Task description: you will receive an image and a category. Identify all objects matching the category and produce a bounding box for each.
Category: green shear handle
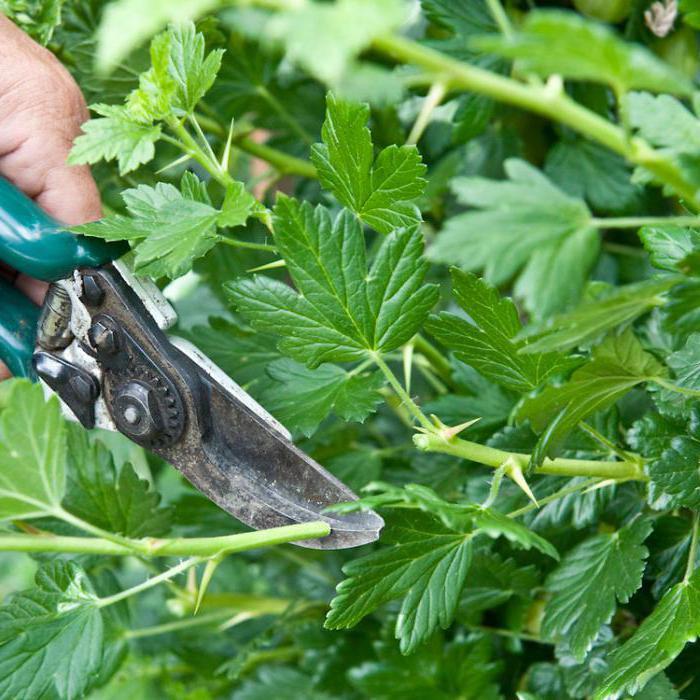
[0,176,125,377]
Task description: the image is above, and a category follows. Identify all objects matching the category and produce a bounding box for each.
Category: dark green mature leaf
[226,196,438,367]
[325,511,474,654]
[326,451,383,492]
[0,381,65,520]
[427,269,573,393]
[258,359,384,437]
[233,667,333,700]
[429,159,597,317]
[640,226,700,271]
[542,517,652,661]
[649,437,700,509]
[594,568,700,698]
[520,277,678,354]
[519,330,665,463]
[63,433,171,538]
[475,11,692,95]
[544,139,642,214]
[69,104,162,175]
[0,562,103,700]
[311,94,427,234]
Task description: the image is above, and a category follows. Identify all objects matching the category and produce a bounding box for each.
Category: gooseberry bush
[5,0,700,697]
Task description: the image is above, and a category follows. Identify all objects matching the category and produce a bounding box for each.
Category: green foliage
[8,3,700,698]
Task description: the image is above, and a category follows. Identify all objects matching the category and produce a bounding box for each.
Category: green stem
[579,422,635,462]
[124,610,233,639]
[406,81,447,145]
[0,522,330,557]
[372,352,434,431]
[685,513,700,582]
[652,377,700,398]
[467,624,552,645]
[413,432,646,481]
[216,236,277,253]
[485,0,514,37]
[592,216,700,229]
[413,334,454,385]
[371,34,700,209]
[236,136,318,178]
[507,478,601,519]
[98,557,202,608]
[55,508,148,554]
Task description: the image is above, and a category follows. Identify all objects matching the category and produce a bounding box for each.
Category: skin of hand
[0,15,101,379]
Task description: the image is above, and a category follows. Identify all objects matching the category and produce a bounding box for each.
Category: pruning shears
[0,176,383,549]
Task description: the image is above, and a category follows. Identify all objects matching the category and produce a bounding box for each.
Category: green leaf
[649,436,700,510]
[268,0,406,85]
[167,22,224,114]
[426,269,574,393]
[63,434,172,538]
[475,11,692,95]
[544,138,642,214]
[421,0,496,60]
[233,668,333,700]
[69,104,162,176]
[520,277,678,354]
[627,92,700,188]
[541,517,652,661]
[640,226,700,271]
[226,196,438,367]
[0,562,103,700]
[429,159,597,318]
[219,182,259,228]
[311,94,427,234]
[326,450,383,492]
[325,511,473,654]
[257,359,384,437]
[72,175,225,279]
[518,330,665,462]
[594,568,700,698]
[0,381,65,520]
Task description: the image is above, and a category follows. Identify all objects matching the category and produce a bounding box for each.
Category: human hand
[0,14,101,378]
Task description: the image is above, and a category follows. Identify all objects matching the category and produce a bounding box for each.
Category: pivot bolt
[113,381,164,444]
[82,274,105,306]
[88,320,120,355]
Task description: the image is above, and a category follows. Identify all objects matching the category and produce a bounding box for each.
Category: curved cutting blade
[73,266,384,549]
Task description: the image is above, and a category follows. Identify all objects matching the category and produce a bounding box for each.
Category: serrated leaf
[475,11,692,95]
[311,94,426,234]
[226,196,438,367]
[219,182,258,228]
[426,269,573,393]
[429,159,596,318]
[520,277,678,354]
[542,516,651,661]
[594,568,700,698]
[640,226,700,271]
[0,381,65,520]
[326,451,383,492]
[69,104,162,175]
[0,562,103,700]
[518,330,665,462]
[62,432,171,538]
[649,435,700,509]
[72,174,225,279]
[167,22,224,114]
[232,667,333,700]
[544,138,642,214]
[257,359,384,437]
[325,511,473,654]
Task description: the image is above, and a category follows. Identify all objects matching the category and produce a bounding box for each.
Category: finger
[15,275,48,305]
[0,362,10,382]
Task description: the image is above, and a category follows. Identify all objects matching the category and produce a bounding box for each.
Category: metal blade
[71,266,384,549]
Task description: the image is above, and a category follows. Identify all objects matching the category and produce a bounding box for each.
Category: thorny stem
[0,522,331,557]
[507,478,602,519]
[372,352,435,431]
[413,432,647,481]
[371,34,700,210]
[685,513,700,582]
[55,507,149,554]
[406,81,448,145]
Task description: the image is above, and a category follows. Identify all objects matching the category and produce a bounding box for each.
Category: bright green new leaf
[268,0,406,86]
[311,94,427,234]
[518,330,665,463]
[0,562,103,700]
[226,196,439,367]
[542,517,652,661]
[72,174,253,279]
[426,269,574,393]
[594,568,700,698]
[475,11,692,96]
[429,159,597,317]
[640,226,700,271]
[63,432,172,538]
[167,23,224,114]
[325,511,474,654]
[520,277,678,354]
[0,381,66,520]
[219,182,259,228]
[69,104,162,176]
[544,138,642,214]
[258,359,384,437]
